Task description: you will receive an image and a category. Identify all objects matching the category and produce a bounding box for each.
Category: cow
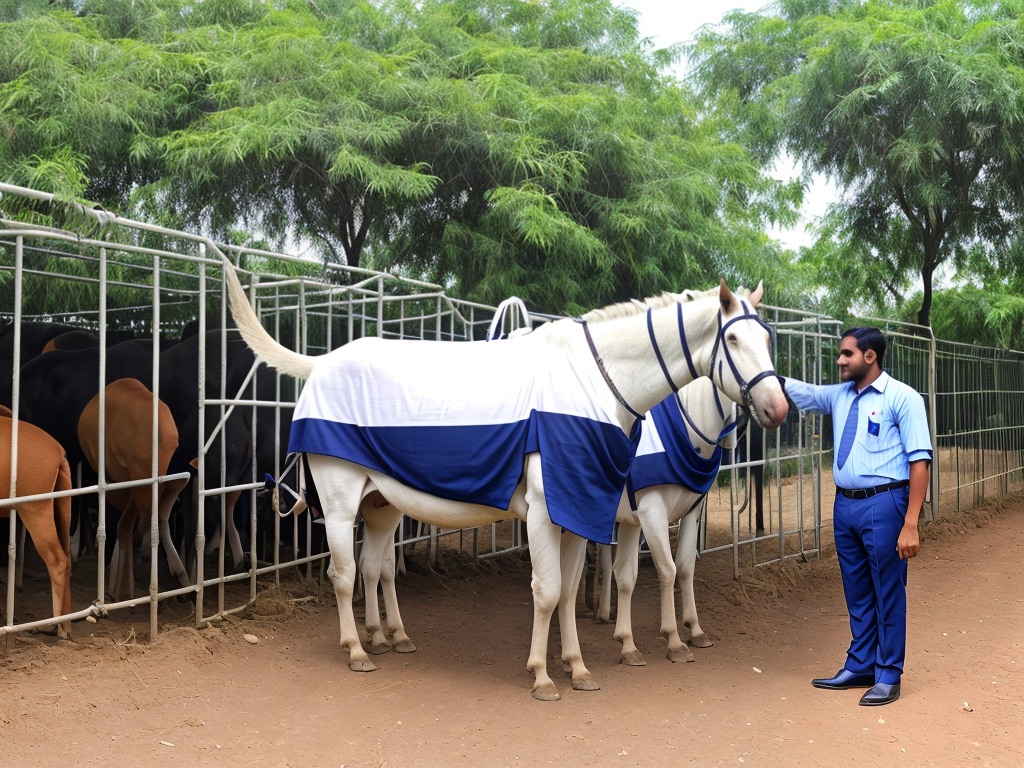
[77,379,190,600]
[0,405,73,638]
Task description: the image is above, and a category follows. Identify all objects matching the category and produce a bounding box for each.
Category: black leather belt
[836,480,909,500]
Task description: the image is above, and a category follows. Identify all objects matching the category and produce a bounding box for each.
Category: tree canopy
[690,0,1024,328]
[0,0,801,315]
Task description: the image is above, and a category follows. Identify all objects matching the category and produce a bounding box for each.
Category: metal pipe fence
[2,181,1021,639]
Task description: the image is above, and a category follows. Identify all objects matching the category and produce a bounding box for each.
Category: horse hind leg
[357,501,407,655]
[609,523,646,666]
[557,531,599,691]
[376,515,416,653]
[307,454,376,673]
[676,513,712,648]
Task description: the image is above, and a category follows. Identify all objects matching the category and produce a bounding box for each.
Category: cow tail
[222,260,316,380]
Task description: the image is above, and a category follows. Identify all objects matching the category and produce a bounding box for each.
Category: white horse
[223,262,789,700]
[594,375,743,665]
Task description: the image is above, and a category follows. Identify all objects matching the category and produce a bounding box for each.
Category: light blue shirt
[783,371,932,490]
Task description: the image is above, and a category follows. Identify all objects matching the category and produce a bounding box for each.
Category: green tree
[690,0,1024,327]
[2,0,800,316]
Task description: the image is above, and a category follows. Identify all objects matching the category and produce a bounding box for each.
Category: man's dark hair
[841,326,887,367]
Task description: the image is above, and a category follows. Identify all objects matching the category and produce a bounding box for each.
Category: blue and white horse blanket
[627,394,724,506]
[287,335,641,544]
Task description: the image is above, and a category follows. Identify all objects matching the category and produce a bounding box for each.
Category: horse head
[707,280,788,430]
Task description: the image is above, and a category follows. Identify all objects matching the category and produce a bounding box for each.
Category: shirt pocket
[862,409,900,454]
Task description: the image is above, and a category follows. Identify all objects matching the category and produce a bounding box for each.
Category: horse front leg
[558,531,599,691]
[609,522,645,665]
[307,454,375,672]
[676,511,712,648]
[639,493,694,662]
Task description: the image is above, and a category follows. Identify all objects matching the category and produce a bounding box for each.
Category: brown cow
[0,406,73,639]
[77,379,189,600]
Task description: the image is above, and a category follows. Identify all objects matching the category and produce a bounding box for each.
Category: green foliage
[926,282,1024,349]
[1,0,801,316]
[690,0,1024,328]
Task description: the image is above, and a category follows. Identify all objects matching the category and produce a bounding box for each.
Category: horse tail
[222,260,316,380]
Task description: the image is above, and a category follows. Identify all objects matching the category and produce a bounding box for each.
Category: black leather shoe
[859,683,901,706]
[811,669,875,690]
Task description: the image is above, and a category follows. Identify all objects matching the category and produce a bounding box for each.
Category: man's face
[837,336,875,382]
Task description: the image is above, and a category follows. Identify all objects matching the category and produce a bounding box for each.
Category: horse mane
[579,286,721,323]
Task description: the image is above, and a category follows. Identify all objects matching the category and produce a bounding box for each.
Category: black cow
[14,329,264,588]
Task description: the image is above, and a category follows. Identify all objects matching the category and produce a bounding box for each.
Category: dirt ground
[2,491,1022,768]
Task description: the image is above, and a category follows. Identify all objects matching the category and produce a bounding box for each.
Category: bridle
[707,299,784,427]
[580,297,781,425]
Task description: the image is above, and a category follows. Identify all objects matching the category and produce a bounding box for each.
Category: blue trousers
[833,486,909,685]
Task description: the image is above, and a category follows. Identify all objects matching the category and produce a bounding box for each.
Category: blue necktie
[837,394,861,470]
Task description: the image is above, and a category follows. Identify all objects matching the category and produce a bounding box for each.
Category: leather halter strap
[647,303,698,394]
[577,319,645,420]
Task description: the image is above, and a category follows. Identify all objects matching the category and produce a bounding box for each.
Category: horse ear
[749,281,764,306]
[719,279,738,312]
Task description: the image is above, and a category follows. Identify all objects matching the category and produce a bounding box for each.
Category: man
[784,327,932,706]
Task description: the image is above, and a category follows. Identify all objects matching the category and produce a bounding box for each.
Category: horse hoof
[667,647,696,663]
[349,659,378,672]
[531,685,561,702]
[621,650,646,666]
[366,642,392,655]
[689,634,714,649]
[393,639,417,653]
[572,676,600,692]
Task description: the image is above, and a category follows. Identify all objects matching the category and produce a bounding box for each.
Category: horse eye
[727,333,738,344]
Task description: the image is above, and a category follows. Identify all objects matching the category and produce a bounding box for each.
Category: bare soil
[2,493,1022,767]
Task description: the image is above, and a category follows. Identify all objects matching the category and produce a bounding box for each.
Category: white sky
[621,0,835,251]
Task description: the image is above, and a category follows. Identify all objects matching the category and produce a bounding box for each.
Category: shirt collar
[849,370,889,396]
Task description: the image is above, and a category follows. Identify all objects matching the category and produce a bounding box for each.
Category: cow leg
[53,459,73,630]
[18,499,72,639]
[224,491,246,570]
[111,497,142,601]
[676,511,712,648]
[159,479,191,588]
[15,521,25,588]
[610,522,646,665]
[306,454,376,672]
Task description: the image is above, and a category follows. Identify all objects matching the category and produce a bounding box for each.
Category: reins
[677,384,740,448]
